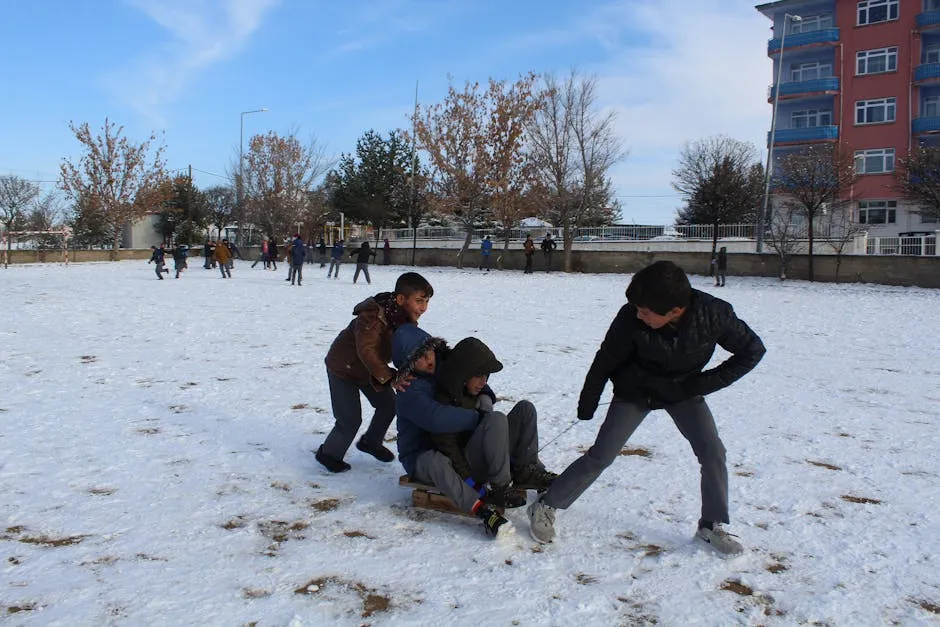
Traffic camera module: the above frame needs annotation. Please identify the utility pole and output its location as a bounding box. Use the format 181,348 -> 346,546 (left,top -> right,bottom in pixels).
411,80 -> 419,266
187,164 -> 193,245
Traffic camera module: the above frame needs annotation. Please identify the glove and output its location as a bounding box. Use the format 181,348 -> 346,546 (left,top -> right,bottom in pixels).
476,394 -> 494,412
577,403 -> 594,420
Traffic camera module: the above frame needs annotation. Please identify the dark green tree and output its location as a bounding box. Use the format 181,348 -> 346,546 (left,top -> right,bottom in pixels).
157,176 -> 209,244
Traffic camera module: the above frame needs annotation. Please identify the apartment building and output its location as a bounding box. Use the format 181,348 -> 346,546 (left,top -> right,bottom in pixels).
757,0 -> 940,236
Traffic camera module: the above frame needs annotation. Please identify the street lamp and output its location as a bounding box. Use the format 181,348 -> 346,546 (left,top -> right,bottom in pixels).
757,13 -> 802,254
238,107 -> 268,245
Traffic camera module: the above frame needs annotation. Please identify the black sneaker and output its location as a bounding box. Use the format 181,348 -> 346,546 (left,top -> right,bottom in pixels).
355,440 -> 395,463
484,484 -> 527,509
512,464 -> 558,492
478,507 -> 510,537
315,446 -> 350,473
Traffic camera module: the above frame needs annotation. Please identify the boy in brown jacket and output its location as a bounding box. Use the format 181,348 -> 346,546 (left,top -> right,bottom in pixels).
315,272 -> 434,473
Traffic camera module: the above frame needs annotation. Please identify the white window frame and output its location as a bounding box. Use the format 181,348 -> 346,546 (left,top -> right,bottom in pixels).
927,44 -> 940,64
791,109 -> 832,128
858,200 -> 897,224
857,47 -> 899,75
791,62 -> 833,82
855,98 -> 897,124
923,95 -> 940,117
855,148 -> 896,174
857,0 -> 899,26
790,14 -> 833,34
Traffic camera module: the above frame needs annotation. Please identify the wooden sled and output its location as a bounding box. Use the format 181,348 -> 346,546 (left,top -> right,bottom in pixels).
399,474 -> 499,518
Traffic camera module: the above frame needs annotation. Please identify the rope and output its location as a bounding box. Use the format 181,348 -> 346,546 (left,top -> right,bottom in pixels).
537,401 -> 611,453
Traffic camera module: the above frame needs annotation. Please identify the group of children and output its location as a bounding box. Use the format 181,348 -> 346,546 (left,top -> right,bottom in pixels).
314,262 -> 766,553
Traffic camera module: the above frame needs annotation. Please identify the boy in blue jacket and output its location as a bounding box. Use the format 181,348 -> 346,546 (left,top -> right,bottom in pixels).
392,324 -> 511,537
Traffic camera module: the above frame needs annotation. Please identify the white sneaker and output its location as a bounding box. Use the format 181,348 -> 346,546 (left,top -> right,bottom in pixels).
527,497 -> 556,544
695,524 -> 743,555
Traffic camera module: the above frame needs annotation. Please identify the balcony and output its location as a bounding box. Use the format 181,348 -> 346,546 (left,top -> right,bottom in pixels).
916,11 -> 940,30
768,77 -> 839,101
767,28 -> 840,54
768,126 -> 839,145
915,63 -> 940,83
913,116 -> 940,134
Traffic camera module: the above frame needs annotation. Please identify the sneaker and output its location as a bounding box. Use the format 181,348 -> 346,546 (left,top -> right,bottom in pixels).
527,496 -> 556,544
355,440 -> 395,463
477,507 -> 510,537
484,484 -> 527,509
512,464 -> 558,492
314,446 -> 351,473
695,523 -> 744,555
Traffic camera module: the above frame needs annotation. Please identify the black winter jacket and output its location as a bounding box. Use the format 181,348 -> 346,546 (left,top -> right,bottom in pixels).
578,289 -> 765,417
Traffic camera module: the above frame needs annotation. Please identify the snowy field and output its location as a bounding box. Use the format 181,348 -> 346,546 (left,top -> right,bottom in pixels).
1,258 -> 939,626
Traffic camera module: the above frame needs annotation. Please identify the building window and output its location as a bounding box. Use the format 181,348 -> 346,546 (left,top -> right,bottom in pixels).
792,109 -> 832,128
926,0 -> 940,12
857,47 -> 898,75
920,212 -> 939,223
791,62 -> 832,82
858,200 -> 897,224
855,148 -> 896,174
855,98 -> 896,124
927,44 -> 940,64
858,0 -> 899,25
790,14 -> 833,33
924,96 -> 940,117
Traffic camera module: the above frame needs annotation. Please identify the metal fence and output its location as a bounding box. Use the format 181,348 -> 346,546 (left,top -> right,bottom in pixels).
388,223 -> 758,242
866,235 -> 937,256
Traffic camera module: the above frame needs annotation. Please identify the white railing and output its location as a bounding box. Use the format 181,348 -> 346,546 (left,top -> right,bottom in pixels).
388,224 -> 758,242
866,235 -> 938,256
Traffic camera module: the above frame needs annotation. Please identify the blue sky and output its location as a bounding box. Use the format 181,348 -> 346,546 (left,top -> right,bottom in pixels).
0,0 -> 772,225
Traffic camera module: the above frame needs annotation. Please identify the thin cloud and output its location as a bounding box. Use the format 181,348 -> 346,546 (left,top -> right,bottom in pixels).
104,0 -> 279,122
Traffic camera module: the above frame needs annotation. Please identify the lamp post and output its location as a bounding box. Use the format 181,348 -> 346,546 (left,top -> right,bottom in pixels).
757,13 -> 802,253
238,108 -> 268,245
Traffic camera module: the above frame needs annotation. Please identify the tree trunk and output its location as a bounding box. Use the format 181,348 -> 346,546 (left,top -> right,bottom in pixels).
111,226 -> 121,261
807,225 -> 815,282
562,224 -> 573,272
456,228 -> 473,269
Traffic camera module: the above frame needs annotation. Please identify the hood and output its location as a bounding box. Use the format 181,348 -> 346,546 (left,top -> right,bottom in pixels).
438,336 -> 502,400
392,324 -> 446,384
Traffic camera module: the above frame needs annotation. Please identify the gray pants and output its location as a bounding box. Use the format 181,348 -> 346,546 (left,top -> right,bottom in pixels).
542,397 -> 729,525
353,262 -> 370,284
321,371 -> 395,460
327,258 -> 342,277
412,400 -> 541,513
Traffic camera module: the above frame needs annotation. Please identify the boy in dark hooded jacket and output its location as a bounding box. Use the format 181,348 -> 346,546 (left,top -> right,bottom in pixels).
392,324 -> 511,537
315,272 -> 433,473
526,260 -> 765,553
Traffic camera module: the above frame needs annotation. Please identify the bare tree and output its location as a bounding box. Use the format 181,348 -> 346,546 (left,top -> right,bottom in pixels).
774,143 -> 857,281
242,130 -> 331,241
895,144 -> 940,223
485,73 -> 542,264
27,192 -> 64,250
823,204 -> 866,282
672,136 -> 763,256
0,175 -> 40,267
58,119 -> 169,259
414,79 -> 492,267
529,71 -> 626,271
766,200 -> 802,280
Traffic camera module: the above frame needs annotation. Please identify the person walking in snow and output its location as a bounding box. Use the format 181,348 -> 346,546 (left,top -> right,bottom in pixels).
317,237 -> 328,268
148,245 -> 169,279
327,240 -> 344,279
214,239 -> 232,278
289,234 -> 306,285
350,240 -> 374,284
715,247 -> 728,287
171,244 -> 188,279
523,234 -> 535,274
541,232 -> 557,272
315,272 -> 434,473
526,260 -> 765,555
479,235 -> 493,271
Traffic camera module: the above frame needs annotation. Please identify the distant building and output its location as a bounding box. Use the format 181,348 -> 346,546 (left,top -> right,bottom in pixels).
757,0 -> 940,236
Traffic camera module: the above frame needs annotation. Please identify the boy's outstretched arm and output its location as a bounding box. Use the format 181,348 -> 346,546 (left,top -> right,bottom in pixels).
685,309 -> 765,397
577,309 -> 634,420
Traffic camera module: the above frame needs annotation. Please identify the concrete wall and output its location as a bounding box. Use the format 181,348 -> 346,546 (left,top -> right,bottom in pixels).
4,246 -> 938,288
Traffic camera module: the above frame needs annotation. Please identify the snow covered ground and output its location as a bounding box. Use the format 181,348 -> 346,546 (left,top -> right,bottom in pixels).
1,259 -> 938,625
